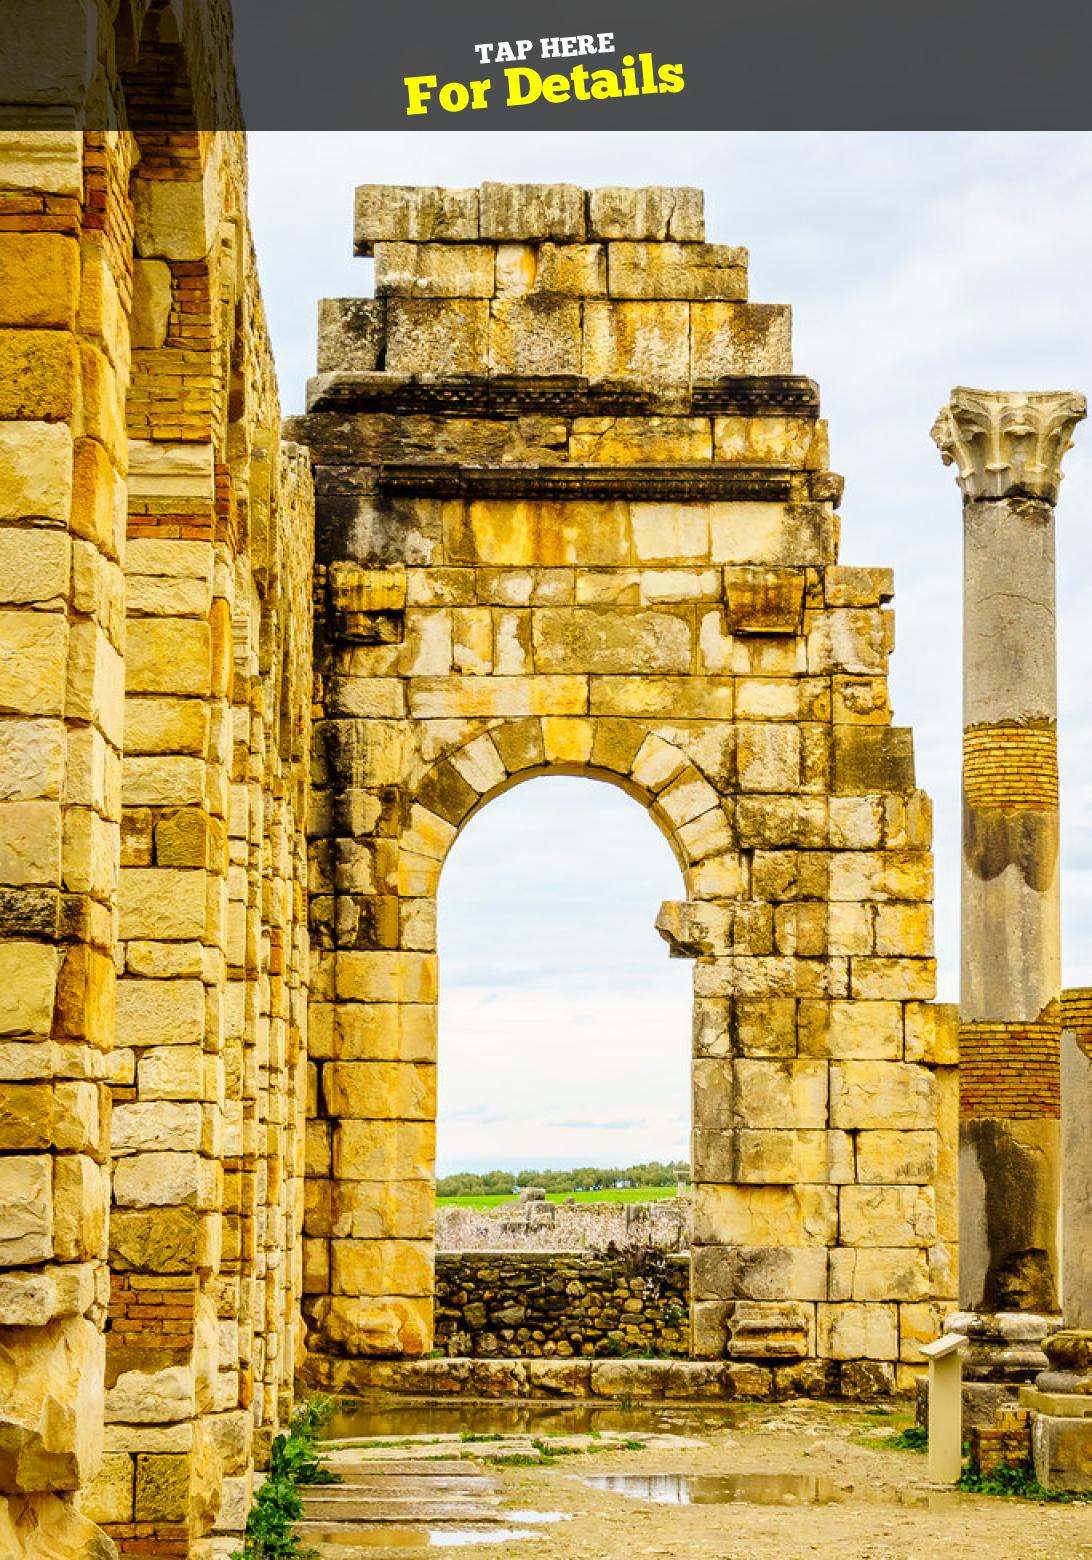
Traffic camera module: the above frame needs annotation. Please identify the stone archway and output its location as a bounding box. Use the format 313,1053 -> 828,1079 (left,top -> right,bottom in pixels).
294,181 -> 958,1384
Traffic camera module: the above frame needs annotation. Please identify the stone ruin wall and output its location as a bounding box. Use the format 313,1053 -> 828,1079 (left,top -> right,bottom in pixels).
434,1251 -> 691,1360
0,4 -> 315,1553
292,180 -> 960,1398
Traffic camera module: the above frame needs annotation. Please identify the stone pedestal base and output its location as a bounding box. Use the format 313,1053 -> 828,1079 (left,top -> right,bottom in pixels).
946,1310 -> 1058,1383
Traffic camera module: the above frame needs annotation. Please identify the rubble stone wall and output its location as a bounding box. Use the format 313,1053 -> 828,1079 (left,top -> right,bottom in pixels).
290,180 -> 960,1388
434,1251 -> 691,1359
0,4 -> 313,1555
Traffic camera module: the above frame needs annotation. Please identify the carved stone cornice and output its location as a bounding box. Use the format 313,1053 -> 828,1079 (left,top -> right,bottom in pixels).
306,370 -> 820,422
376,463 -> 797,503
932,386 -> 1087,504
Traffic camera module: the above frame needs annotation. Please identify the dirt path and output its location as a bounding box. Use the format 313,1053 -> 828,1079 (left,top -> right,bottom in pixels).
319,1398 -> 1092,1560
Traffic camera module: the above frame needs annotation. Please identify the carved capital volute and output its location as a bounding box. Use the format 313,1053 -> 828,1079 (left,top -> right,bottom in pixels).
932,386 -> 1086,504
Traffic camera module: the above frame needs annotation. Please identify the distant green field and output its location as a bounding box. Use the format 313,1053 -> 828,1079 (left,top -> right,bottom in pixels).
436,1185 -> 683,1209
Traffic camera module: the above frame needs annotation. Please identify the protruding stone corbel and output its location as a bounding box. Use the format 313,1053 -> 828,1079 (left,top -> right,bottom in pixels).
326,560 -> 406,644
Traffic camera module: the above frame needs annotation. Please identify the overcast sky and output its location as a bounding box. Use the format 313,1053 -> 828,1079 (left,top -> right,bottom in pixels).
248,133 -> 1092,1173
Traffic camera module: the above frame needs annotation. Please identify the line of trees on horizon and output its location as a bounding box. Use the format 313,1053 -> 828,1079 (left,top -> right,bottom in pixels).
436,1160 -> 689,1197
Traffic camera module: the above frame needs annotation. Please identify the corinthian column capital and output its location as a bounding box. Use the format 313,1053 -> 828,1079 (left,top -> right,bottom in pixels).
932,386 -> 1086,504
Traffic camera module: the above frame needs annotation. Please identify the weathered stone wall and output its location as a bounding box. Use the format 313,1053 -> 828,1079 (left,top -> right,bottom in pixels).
291,181 -> 960,1387
0,5 -> 314,1555
434,1251 -> 691,1359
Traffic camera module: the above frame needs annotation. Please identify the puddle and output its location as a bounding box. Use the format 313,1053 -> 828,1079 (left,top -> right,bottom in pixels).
584,1472 -> 841,1505
582,1473 -> 959,1512
307,1521 -> 560,1550
325,1402 -> 738,1442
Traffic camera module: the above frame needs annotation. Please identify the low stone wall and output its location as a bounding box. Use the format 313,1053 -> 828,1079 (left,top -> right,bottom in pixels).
435,1251 -> 690,1358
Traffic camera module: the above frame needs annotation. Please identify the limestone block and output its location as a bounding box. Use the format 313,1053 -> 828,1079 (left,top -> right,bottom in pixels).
489,297 -> 582,375
691,303 -> 792,377
322,1061 -> 436,1121
583,301 -> 689,385
115,979 -> 205,1048
447,498 -> 632,567
125,539 -> 213,580
638,567 -> 719,605
113,1151 -> 208,1209
480,182 -> 585,240
118,868 -> 206,940
375,242 -> 494,297
354,186 -> 479,254
732,1058 -> 828,1129
808,608 -> 891,676
832,675 -> 892,726
104,1365 -> 195,1424
533,243 -> 606,297
310,1295 -> 431,1357
713,416 -> 817,466
125,618 -> 211,697
0,610 -> 67,716
80,1449 -> 133,1522
324,1181 -> 436,1241
817,1302 -> 899,1360
735,1128 -> 853,1184
588,187 -> 704,242
0,423 -> 72,524
532,606 -> 690,675
111,1100 -> 203,1155
0,1315 -> 104,1493
873,903 -> 933,958
631,502 -> 710,562
331,1238 -> 433,1297
0,799 -> 61,888
850,957 -> 935,1000
0,1154 -> 51,1263
724,567 -> 805,636
137,1044 -> 204,1102
691,1243 -> 829,1302
829,1248 -> 931,1302
0,1265 -> 91,1326
797,999 -> 902,1060
710,503 -> 828,567
130,258 -> 172,349
733,997 -> 796,1058
127,571 -> 212,618
53,1154 -> 104,1262
839,1184 -> 936,1248
336,1002 -> 436,1062
904,1001 -> 959,1064
0,132 -> 83,196
692,1183 -> 837,1247
824,566 -> 894,608
0,330 -> 78,421
0,230 -> 74,329
855,1130 -> 937,1184
408,675 -> 588,720
133,158 -> 216,261
332,1120 -> 434,1182
335,951 -> 437,1004
317,298 -> 386,372
736,723 -> 801,792
898,1301 -> 958,1363
110,1205 -> 202,1272
830,1059 -> 935,1130
608,243 -> 747,301
385,299 -> 489,376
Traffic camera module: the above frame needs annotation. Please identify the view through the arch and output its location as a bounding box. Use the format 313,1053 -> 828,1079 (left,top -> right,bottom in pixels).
436,776 -> 692,1194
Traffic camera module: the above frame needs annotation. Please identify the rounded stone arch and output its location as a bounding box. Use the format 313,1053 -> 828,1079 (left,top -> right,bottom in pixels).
405,715 -> 735,903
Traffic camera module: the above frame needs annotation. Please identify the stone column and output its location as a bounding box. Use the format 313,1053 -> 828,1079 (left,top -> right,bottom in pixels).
932,387 -> 1085,1327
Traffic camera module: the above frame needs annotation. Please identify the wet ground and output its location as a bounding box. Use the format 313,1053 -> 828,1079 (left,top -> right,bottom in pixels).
306,1398 -> 1092,1559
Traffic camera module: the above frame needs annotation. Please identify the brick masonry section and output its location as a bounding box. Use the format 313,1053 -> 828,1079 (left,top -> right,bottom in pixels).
963,722 -> 1058,811
959,1012 -> 1061,1119
1062,986 -> 1092,1064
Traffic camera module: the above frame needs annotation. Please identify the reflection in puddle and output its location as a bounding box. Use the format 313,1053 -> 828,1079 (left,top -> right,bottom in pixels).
429,1530 -> 539,1547
584,1472 -> 840,1505
582,1473 -> 955,1512
305,1513 -> 568,1550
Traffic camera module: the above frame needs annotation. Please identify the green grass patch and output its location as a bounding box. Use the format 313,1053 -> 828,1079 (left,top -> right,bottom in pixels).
437,1185 -> 682,1209
958,1460 -> 1092,1503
